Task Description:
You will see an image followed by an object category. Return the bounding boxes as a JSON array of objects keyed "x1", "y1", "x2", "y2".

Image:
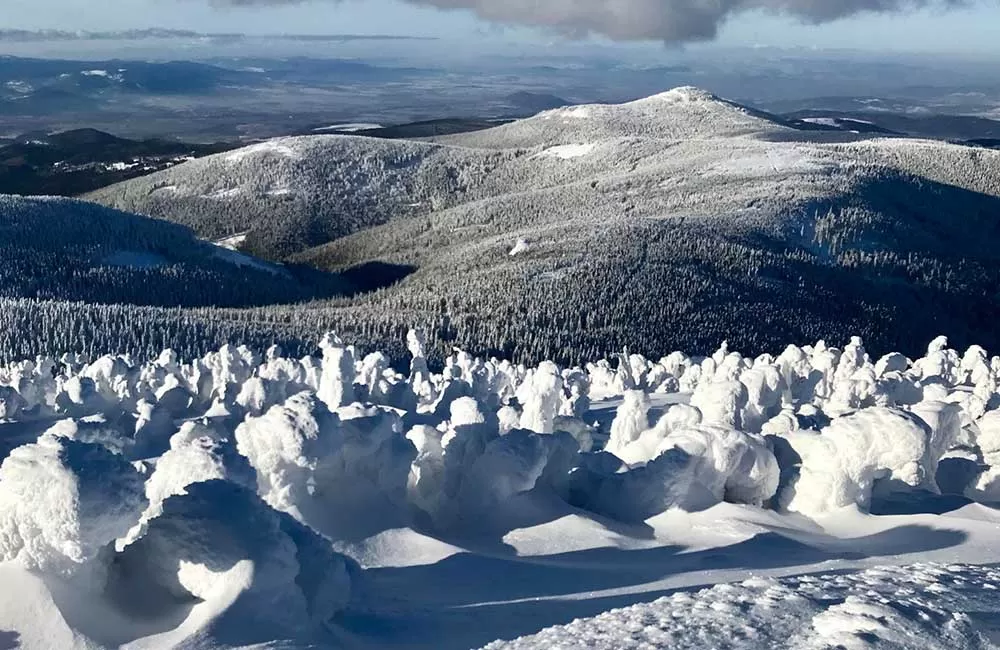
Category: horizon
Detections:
[{"x1": 3, "y1": 0, "x2": 1000, "y2": 56}]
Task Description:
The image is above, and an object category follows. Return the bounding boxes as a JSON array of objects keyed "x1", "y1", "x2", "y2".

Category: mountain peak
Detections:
[{"x1": 640, "y1": 86, "x2": 719, "y2": 104}]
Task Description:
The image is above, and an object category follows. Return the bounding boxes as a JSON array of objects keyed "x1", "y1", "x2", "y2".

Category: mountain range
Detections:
[
  {"x1": 0, "y1": 29, "x2": 435, "y2": 42},
  {"x1": 5, "y1": 86, "x2": 1000, "y2": 365}
]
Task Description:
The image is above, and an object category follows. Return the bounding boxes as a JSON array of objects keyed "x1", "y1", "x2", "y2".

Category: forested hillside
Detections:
[
  {"x1": 0, "y1": 195, "x2": 348, "y2": 309},
  {"x1": 24, "y1": 88, "x2": 1000, "y2": 365}
]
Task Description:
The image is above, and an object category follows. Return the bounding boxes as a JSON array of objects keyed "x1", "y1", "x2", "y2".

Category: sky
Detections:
[{"x1": 4, "y1": 0, "x2": 1000, "y2": 55}]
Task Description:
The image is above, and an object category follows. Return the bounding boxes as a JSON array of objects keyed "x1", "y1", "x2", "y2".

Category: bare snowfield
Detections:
[
  {"x1": 224, "y1": 140, "x2": 302, "y2": 163},
  {"x1": 312, "y1": 123, "x2": 384, "y2": 133},
  {"x1": 3, "y1": 332, "x2": 1000, "y2": 648},
  {"x1": 536, "y1": 143, "x2": 598, "y2": 159}
]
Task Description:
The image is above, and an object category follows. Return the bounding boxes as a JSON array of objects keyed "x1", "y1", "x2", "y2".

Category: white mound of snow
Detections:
[
  {"x1": 0, "y1": 432, "x2": 146, "y2": 575},
  {"x1": 114, "y1": 480, "x2": 356, "y2": 644},
  {"x1": 546, "y1": 106, "x2": 591, "y2": 120},
  {"x1": 710, "y1": 146, "x2": 835, "y2": 177},
  {"x1": 780, "y1": 407, "x2": 936, "y2": 517},
  {"x1": 234, "y1": 392, "x2": 340, "y2": 519},
  {"x1": 644, "y1": 86, "x2": 719, "y2": 104}
]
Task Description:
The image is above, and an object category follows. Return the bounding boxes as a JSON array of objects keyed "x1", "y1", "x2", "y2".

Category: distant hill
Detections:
[
  {"x1": 69, "y1": 86, "x2": 1000, "y2": 365},
  {"x1": 782, "y1": 109, "x2": 1000, "y2": 141},
  {"x1": 0, "y1": 57, "x2": 255, "y2": 101},
  {"x1": 504, "y1": 91, "x2": 571, "y2": 113},
  {"x1": 300, "y1": 118, "x2": 512, "y2": 140},
  {"x1": 0, "y1": 128, "x2": 233, "y2": 197},
  {"x1": 0, "y1": 195, "x2": 349, "y2": 308},
  {"x1": 968, "y1": 139, "x2": 1000, "y2": 150},
  {"x1": 0, "y1": 28, "x2": 435, "y2": 42}
]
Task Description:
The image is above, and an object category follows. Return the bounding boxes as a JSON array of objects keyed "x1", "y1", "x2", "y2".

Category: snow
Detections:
[
  {"x1": 780, "y1": 408, "x2": 938, "y2": 517},
  {"x1": 802, "y1": 116, "x2": 878, "y2": 128},
  {"x1": 481, "y1": 563, "x2": 1000, "y2": 650},
  {"x1": 802, "y1": 117, "x2": 841, "y2": 127},
  {"x1": 645, "y1": 86, "x2": 720, "y2": 104},
  {"x1": 546, "y1": 106, "x2": 591, "y2": 119},
  {"x1": 210, "y1": 245, "x2": 287, "y2": 276},
  {"x1": 211, "y1": 231, "x2": 248, "y2": 251},
  {"x1": 106, "y1": 161, "x2": 138, "y2": 171},
  {"x1": 536, "y1": 143, "x2": 597, "y2": 159},
  {"x1": 4, "y1": 80, "x2": 32, "y2": 94},
  {"x1": 224, "y1": 140, "x2": 301, "y2": 163},
  {"x1": 5, "y1": 332, "x2": 1000, "y2": 647},
  {"x1": 710, "y1": 146, "x2": 836, "y2": 177},
  {"x1": 312, "y1": 123, "x2": 383, "y2": 132},
  {"x1": 0, "y1": 431, "x2": 146, "y2": 575},
  {"x1": 203, "y1": 187, "x2": 242, "y2": 200},
  {"x1": 508, "y1": 237, "x2": 531, "y2": 256}
]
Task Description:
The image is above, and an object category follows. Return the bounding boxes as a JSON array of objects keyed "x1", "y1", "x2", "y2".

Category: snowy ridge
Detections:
[
  {"x1": 4, "y1": 332, "x2": 1000, "y2": 647},
  {"x1": 83, "y1": 86, "x2": 804, "y2": 261}
]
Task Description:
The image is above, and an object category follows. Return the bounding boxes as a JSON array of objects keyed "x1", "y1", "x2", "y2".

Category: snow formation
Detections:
[{"x1": 3, "y1": 332, "x2": 1000, "y2": 647}]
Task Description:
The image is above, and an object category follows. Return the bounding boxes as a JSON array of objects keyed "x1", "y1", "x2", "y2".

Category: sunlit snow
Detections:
[
  {"x1": 224, "y1": 140, "x2": 302, "y2": 162},
  {"x1": 2, "y1": 332, "x2": 1000, "y2": 648},
  {"x1": 204, "y1": 187, "x2": 242, "y2": 200},
  {"x1": 509, "y1": 237, "x2": 531, "y2": 256},
  {"x1": 212, "y1": 231, "x2": 249, "y2": 251},
  {"x1": 312, "y1": 123, "x2": 384, "y2": 132},
  {"x1": 537, "y1": 143, "x2": 597, "y2": 159}
]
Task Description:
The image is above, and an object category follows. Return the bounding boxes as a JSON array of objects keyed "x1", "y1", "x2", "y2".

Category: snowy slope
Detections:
[
  {"x1": 86, "y1": 134, "x2": 514, "y2": 260},
  {"x1": 85, "y1": 87, "x2": 806, "y2": 262}
]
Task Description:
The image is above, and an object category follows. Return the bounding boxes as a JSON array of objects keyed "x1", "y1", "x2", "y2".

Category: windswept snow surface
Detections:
[
  {"x1": 482, "y1": 563, "x2": 1000, "y2": 650},
  {"x1": 5, "y1": 333, "x2": 1000, "y2": 648}
]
